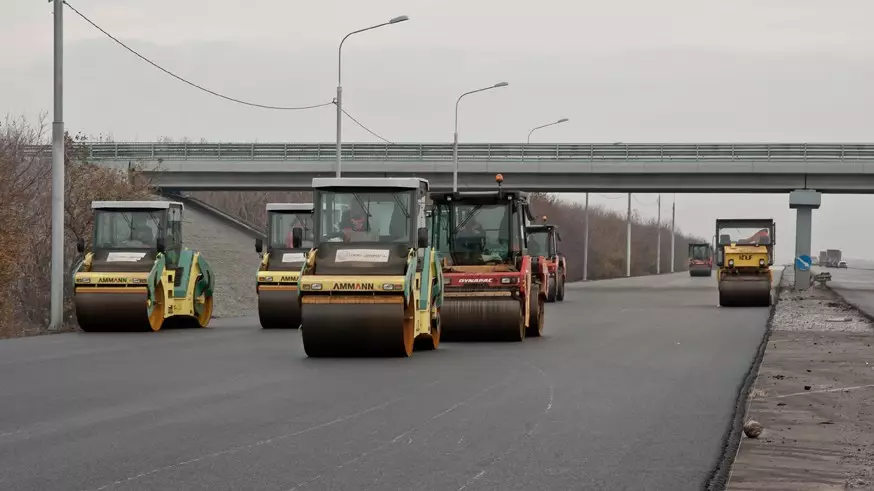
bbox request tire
[546,276,557,303]
[526,284,545,337]
[556,270,565,302]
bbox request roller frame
[299,249,442,358]
[73,251,215,332]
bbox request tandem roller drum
[301,301,412,357]
[74,290,162,332]
[718,277,771,307]
[258,288,302,329]
[440,297,524,342]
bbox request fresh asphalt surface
[0,272,778,491]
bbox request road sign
[795,255,812,271]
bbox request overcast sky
[3,0,874,263]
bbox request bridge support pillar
[789,189,821,290]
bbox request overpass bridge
[31,140,874,289]
[30,141,874,193]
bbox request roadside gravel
[728,269,874,490]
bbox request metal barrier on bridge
[22,142,874,162]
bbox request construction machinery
[255,203,314,329]
[715,219,775,307]
[297,177,443,357]
[431,174,548,341]
[72,200,215,331]
[688,243,713,277]
[525,216,567,302]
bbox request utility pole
[583,192,589,281]
[670,194,676,273]
[656,194,661,275]
[50,0,65,331]
[626,193,632,277]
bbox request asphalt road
[0,272,778,491]
[813,266,874,318]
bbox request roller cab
[72,200,215,332]
[298,177,443,357]
[715,218,775,307]
[688,243,713,277]
[255,203,314,329]
[431,175,547,341]
[525,216,567,302]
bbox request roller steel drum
[258,287,301,329]
[689,265,713,277]
[441,297,524,342]
[74,289,163,332]
[718,276,771,307]
[301,300,413,357]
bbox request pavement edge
[702,267,785,491]
[826,285,874,324]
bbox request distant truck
[818,251,827,266]
[826,249,842,268]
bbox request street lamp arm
[527,118,569,143]
[454,84,508,133]
[338,22,390,84]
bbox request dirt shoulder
[727,270,874,490]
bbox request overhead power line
[63,0,333,111]
[339,106,393,144]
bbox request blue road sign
[795,255,812,271]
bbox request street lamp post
[670,194,676,273]
[656,194,661,275]
[453,82,509,193]
[336,15,409,178]
[50,0,65,331]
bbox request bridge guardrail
[21,142,874,162]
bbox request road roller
[715,218,775,307]
[430,174,548,342]
[255,203,314,329]
[688,242,714,277]
[72,200,215,332]
[525,216,567,302]
[297,177,443,357]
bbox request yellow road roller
[255,203,314,329]
[298,177,443,357]
[715,218,775,307]
[72,200,215,331]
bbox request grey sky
[3,0,874,262]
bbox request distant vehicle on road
[838,260,847,268]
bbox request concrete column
[789,189,821,290]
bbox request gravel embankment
[728,269,874,490]
[182,205,260,318]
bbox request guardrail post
[284,143,288,159]
[184,142,188,159]
[150,143,154,159]
[217,143,221,158]
[114,142,118,158]
[251,143,255,160]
